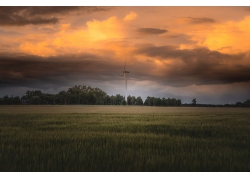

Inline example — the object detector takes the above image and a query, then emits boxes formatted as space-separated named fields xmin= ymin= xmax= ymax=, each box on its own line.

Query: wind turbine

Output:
xmin=122 ymin=59 xmax=129 ymax=105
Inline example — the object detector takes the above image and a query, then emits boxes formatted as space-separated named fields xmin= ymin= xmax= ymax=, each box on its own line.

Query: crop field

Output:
xmin=0 ymin=105 xmax=250 ymax=172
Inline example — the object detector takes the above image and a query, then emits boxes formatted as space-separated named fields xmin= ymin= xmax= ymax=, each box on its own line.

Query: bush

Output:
xmin=30 ymin=96 xmax=41 ymax=105
xmin=121 ymin=100 xmax=127 ymax=105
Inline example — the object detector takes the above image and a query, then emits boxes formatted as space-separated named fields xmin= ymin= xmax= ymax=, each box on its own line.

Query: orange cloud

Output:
xmin=123 ymin=12 xmax=137 ymax=21
xmin=52 ymin=16 xmax=126 ymax=56
xmin=60 ymin=24 xmax=71 ymax=31
xmin=204 ymin=16 xmax=250 ymax=53
xmin=19 ymin=15 xmax=127 ymax=56
xmin=87 ymin=16 xmax=124 ymax=41
xmin=19 ymin=41 xmax=56 ymax=56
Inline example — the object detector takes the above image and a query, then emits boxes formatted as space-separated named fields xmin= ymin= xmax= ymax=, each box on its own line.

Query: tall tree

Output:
xmin=136 ymin=96 xmax=143 ymax=105
xmin=192 ymin=98 xmax=197 ymax=106
xmin=30 ymin=96 xmax=41 ymax=105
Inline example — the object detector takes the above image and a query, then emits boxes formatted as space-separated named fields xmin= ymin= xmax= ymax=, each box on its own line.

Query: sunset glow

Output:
xmin=1 ymin=6 xmax=250 ymax=103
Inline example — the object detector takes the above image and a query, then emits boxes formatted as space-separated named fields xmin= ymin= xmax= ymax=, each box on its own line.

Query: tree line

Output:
xmin=143 ymin=96 xmax=181 ymax=106
xmin=235 ymin=100 xmax=250 ymax=107
xmin=182 ymin=98 xmax=250 ymax=107
xmin=0 ymin=95 xmax=22 ymax=105
xmin=0 ymin=85 xmax=161 ymax=106
xmin=1 ymin=85 xmax=249 ymax=107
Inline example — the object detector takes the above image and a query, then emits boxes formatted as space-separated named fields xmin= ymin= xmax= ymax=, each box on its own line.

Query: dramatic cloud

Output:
xmin=1 ymin=45 xmax=250 ymax=89
xmin=181 ymin=17 xmax=216 ymax=24
xmin=22 ymin=7 xmax=110 ymax=16
xmin=136 ymin=28 xmax=168 ymax=35
xmin=0 ymin=7 xmax=110 ymax=26
xmin=0 ymin=53 xmax=121 ymax=88
xmin=15 ymin=15 xmax=126 ymax=56
xmin=134 ymin=45 xmax=250 ymax=86
xmin=162 ymin=34 xmax=196 ymax=45
xmin=0 ymin=13 xmax=58 ymax=26
xmin=204 ymin=16 xmax=250 ymax=53
xmin=245 ymin=7 xmax=250 ymax=12
xmin=1 ymin=7 xmax=250 ymax=103
xmin=123 ymin=11 xmax=137 ymax=21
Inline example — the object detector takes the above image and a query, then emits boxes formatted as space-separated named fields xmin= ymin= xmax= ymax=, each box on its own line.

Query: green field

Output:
xmin=0 ymin=105 xmax=250 ymax=172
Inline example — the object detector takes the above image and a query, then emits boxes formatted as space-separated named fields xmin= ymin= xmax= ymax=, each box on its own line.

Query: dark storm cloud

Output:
xmin=1 ymin=45 xmax=250 ymax=90
xmin=184 ymin=17 xmax=215 ymax=24
xmin=136 ymin=28 xmax=168 ymax=35
xmin=24 ymin=7 xmax=110 ymax=16
xmin=0 ymin=29 xmax=22 ymax=36
xmin=0 ymin=13 xmax=58 ymax=26
xmin=0 ymin=7 xmax=110 ymax=26
xmin=163 ymin=33 xmax=196 ymax=44
xmin=0 ymin=53 xmax=121 ymax=88
xmin=245 ymin=7 xmax=250 ymax=12
xmin=134 ymin=45 xmax=250 ymax=86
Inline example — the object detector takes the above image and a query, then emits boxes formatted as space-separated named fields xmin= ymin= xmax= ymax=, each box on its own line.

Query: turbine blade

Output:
xmin=125 ymin=57 xmax=129 ymax=70
xmin=124 ymin=60 xmax=126 ymax=71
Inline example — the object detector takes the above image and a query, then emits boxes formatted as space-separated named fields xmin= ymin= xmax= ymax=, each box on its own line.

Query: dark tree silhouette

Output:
xmin=121 ymin=100 xmax=127 ymax=105
xmin=192 ymin=98 xmax=197 ymax=106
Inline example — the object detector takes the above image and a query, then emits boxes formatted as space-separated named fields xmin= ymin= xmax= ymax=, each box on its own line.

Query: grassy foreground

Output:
xmin=0 ymin=105 xmax=250 ymax=172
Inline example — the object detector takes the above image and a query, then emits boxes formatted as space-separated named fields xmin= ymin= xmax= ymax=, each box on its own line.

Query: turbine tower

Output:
xmin=122 ymin=60 xmax=129 ymax=104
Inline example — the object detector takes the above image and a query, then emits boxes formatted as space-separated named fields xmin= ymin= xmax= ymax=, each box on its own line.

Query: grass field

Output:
xmin=0 ymin=105 xmax=250 ymax=172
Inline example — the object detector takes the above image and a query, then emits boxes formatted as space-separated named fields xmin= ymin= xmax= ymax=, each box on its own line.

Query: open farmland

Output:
xmin=0 ymin=105 xmax=250 ymax=171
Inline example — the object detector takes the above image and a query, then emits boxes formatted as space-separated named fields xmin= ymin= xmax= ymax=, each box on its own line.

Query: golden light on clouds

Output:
xmin=1 ymin=6 xmax=250 ymax=104
xmin=19 ymin=15 xmax=127 ymax=56
xmin=87 ymin=16 xmax=124 ymax=41
xmin=19 ymin=41 xmax=56 ymax=56
xmin=123 ymin=11 xmax=137 ymax=21
xmin=16 ymin=10 xmax=250 ymax=58
xmin=204 ymin=16 xmax=250 ymax=53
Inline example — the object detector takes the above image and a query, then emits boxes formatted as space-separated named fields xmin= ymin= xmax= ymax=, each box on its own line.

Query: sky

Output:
xmin=0 ymin=4 xmax=250 ymax=104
